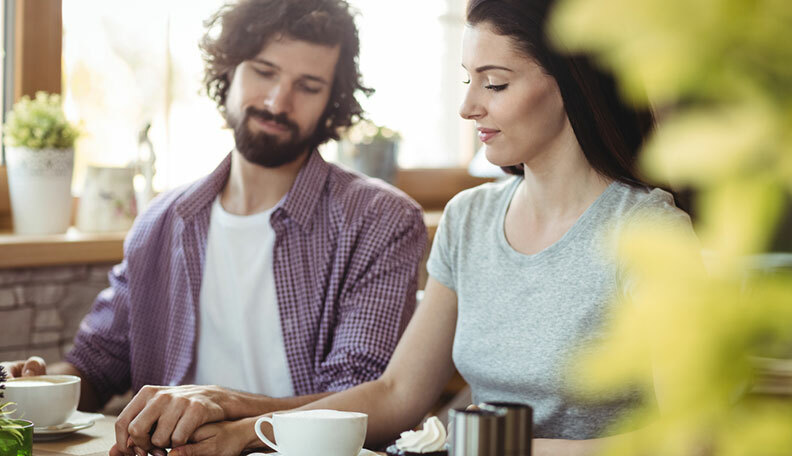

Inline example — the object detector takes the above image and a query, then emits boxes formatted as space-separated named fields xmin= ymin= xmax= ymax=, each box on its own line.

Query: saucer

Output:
xmin=249 ymin=450 xmax=378 ymax=456
xmin=33 ymin=411 xmax=104 ymax=442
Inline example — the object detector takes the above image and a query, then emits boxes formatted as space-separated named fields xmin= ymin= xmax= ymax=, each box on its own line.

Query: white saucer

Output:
xmin=248 ymin=450 xmax=377 ymax=456
xmin=33 ymin=411 xmax=104 ymax=442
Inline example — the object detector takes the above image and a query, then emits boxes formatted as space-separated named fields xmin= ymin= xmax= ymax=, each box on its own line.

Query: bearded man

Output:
xmin=2 ymin=1 xmax=426 ymax=454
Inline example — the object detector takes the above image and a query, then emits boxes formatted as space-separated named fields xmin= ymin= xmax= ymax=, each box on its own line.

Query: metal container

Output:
xmin=480 ymin=402 xmax=533 ymax=456
xmin=448 ymin=408 xmax=506 ymax=456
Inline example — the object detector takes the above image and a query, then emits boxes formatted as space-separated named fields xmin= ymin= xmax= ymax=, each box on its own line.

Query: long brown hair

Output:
xmin=467 ymin=0 xmax=655 ymax=187
xmin=200 ymin=0 xmax=374 ymax=147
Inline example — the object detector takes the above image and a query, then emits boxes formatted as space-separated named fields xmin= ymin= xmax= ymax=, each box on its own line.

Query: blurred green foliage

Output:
xmin=550 ymin=0 xmax=792 ymax=453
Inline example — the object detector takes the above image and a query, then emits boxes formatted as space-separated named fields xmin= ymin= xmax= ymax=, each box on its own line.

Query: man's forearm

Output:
xmin=47 ymin=361 xmax=105 ymax=412
xmin=222 ymin=390 xmax=333 ymax=420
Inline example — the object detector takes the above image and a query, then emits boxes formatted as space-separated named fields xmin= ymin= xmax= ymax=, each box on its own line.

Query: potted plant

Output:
xmin=3 ymin=91 xmax=79 ymax=234
xmin=0 ymin=366 xmax=33 ymax=456
xmin=339 ymin=119 xmax=401 ymax=183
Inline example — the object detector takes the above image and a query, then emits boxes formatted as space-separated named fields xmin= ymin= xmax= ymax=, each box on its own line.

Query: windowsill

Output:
xmin=0 ymin=213 xmax=443 ymax=270
xmin=0 ymin=165 xmax=480 ymax=269
xmin=0 ymin=227 xmax=126 ymax=269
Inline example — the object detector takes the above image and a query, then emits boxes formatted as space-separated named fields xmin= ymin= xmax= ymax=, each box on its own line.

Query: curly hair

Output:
xmin=200 ymin=0 xmax=374 ymax=147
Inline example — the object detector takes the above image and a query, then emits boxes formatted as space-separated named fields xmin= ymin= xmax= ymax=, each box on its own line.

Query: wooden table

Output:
xmin=34 ymin=416 xmax=117 ymax=456
xmin=33 ymin=416 xmax=385 ymax=455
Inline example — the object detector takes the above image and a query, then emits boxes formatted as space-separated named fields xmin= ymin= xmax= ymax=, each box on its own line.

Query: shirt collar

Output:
xmin=278 ymin=149 xmax=330 ymax=229
xmin=174 ymin=150 xmax=330 ymax=227
xmin=174 ymin=153 xmax=231 ymax=222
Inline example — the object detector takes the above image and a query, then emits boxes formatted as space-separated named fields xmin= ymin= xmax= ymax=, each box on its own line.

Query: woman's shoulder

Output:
xmin=608 ymin=182 xmax=691 ymax=229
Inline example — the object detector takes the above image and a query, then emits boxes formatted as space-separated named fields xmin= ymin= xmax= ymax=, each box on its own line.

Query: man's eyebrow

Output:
xmin=251 ymin=58 xmax=329 ymax=85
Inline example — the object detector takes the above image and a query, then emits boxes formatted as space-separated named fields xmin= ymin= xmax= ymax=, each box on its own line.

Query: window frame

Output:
xmin=0 ymin=0 xmax=62 ymax=230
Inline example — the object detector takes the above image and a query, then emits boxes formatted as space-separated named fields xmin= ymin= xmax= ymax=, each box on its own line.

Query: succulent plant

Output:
xmin=3 ymin=91 xmax=79 ymax=149
xmin=0 ymin=365 xmax=24 ymax=445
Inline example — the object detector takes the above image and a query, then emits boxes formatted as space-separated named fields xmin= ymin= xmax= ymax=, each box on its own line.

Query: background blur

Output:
xmin=56 ymin=0 xmax=474 ymax=192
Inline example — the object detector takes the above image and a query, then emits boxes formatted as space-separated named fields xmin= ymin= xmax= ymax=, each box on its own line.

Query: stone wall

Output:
xmin=0 ymin=263 xmax=114 ymax=365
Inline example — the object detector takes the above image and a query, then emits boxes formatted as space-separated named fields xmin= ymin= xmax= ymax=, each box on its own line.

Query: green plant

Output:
xmin=549 ymin=0 xmax=792 ymax=454
xmin=342 ymin=118 xmax=400 ymax=145
xmin=0 ymin=366 xmax=23 ymax=448
xmin=3 ymin=91 xmax=79 ymax=149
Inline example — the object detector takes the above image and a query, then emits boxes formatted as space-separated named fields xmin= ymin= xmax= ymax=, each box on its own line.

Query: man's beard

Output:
xmin=228 ymin=106 xmax=316 ymax=168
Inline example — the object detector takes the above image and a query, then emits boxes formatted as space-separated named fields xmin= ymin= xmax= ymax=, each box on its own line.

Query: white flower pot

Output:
xmin=5 ymin=146 xmax=74 ymax=234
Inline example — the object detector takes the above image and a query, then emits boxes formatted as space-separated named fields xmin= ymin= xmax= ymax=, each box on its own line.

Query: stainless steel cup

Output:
xmin=480 ymin=402 xmax=533 ymax=456
xmin=448 ymin=408 xmax=506 ymax=456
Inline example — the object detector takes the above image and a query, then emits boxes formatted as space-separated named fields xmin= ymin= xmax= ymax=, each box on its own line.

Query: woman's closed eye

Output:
xmin=485 ymin=83 xmax=508 ymax=92
xmin=461 ymin=77 xmax=508 ymax=92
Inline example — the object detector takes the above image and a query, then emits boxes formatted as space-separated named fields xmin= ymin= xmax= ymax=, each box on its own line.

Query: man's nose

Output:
xmin=264 ymin=84 xmax=293 ymax=115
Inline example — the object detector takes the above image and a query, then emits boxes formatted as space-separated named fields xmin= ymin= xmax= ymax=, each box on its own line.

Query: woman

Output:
xmin=174 ymin=0 xmax=691 ymax=454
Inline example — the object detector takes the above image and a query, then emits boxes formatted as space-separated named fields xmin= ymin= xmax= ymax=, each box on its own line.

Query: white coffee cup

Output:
xmin=255 ymin=409 xmax=367 ymax=456
xmin=3 ymin=375 xmax=81 ymax=427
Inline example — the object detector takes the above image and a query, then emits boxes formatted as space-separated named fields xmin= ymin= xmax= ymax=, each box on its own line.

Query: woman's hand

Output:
xmin=168 ymin=417 xmax=259 ymax=456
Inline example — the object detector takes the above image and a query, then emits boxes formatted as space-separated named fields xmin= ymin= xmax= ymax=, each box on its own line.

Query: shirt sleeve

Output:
xmin=313 ymin=203 xmax=427 ymax=392
xmin=65 ymin=260 xmax=133 ymax=406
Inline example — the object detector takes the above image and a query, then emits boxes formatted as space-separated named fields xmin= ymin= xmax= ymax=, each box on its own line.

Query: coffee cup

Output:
xmin=3 ymin=375 xmax=81 ymax=427
xmin=254 ymin=409 xmax=367 ymax=456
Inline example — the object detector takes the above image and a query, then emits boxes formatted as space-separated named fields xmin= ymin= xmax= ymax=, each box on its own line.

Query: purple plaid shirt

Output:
xmin=66 ymin=151 xmax=426 ymax=405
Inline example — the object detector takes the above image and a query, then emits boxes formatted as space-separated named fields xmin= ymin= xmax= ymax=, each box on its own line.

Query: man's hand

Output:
xmin=168 ymin=419 xmax=254 ymax=456
xmin=114 ymin=385 xmax=228 ymax=455
xmin=1 ymin=357 xmax=47 ymax=377
xmin=109 ymin=438 xmax=167 ymax=456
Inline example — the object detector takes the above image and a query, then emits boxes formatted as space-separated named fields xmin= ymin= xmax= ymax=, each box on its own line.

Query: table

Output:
xmin=34 ymin=416 xmax=116 ymax=456
xmin=33 ymin=416 xmax=386 ymax=456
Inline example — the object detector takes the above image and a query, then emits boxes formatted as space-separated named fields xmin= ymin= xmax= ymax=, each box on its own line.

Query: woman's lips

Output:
xmin=478 ymin=128 xmax=500 ymax=143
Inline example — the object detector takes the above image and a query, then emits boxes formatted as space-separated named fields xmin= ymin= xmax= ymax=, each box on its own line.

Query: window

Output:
xmin=344 ymin=0 xmax=473 ymax=168
xmin=62 ymin=0 xmax=233 ymax=193
xmin=62 ymin=0 xmax=474 ymax=193
xmin=0 ymin=0 xmax=9 ymax=164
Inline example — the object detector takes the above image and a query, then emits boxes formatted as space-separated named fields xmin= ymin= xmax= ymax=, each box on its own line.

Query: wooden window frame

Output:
xmin=0 ymin=0 xmax=62 ymax=231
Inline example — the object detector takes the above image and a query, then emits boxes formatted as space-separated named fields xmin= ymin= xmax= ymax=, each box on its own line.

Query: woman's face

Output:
xmin=460 ymin=23 xmax=569 ymax=168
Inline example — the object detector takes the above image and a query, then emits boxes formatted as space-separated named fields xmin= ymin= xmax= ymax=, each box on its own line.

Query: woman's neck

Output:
xmin=516 ymin=121 xmax=612 ymax=226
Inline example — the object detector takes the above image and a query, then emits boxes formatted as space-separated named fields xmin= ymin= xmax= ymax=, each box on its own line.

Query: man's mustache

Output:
xmin=245 ymin=107 xmax=299 ymax=134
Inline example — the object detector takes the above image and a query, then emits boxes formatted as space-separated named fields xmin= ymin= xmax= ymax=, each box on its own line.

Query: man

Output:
xmin=2 ymin=0 xmax=426 ymax=454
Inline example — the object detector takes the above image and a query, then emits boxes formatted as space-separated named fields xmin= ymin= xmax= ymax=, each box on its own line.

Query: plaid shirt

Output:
xmin=66 ymin=151 xmax=426 ymax=405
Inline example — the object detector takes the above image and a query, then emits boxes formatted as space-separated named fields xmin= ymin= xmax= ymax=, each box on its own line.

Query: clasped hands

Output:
xmin=109 ymin=385 xmax=255 ymax=456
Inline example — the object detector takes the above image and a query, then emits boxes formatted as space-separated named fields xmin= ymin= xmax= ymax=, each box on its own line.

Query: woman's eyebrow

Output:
xmin=461 ymin=63 xmax=514 ymax=73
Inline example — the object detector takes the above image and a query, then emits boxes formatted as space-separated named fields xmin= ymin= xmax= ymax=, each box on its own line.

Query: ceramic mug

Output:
xmin=76 ymin=165 xmax=137 ymax=232
xmin=3 ymin=375 xmax=81 ymax=427
xmin=254 ymin=409 xmax=367 ymax=456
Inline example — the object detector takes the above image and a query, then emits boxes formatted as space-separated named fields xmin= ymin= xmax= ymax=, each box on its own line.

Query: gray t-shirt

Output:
xmin=427 ymin=177 xmax=691 ymax=440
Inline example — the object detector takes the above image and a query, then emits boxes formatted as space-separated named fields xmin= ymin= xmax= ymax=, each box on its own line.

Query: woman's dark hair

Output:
xmin=200 ymin=0 xmax=373 ymax=147
xmin=467 ymin=0 xmax=655 ymax=186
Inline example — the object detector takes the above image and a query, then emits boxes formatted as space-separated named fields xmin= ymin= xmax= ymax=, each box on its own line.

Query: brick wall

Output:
xmin=0 ymin=263 xmax=114 ymax=365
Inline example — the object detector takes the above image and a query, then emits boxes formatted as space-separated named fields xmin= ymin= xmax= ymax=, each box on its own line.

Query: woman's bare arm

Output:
xmin=231 ymin=277 xmax=460 ymax=450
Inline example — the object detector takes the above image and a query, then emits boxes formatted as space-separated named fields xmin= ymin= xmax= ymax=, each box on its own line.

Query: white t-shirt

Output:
xmin=191 ymin=196 xmax=295 ymax=397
